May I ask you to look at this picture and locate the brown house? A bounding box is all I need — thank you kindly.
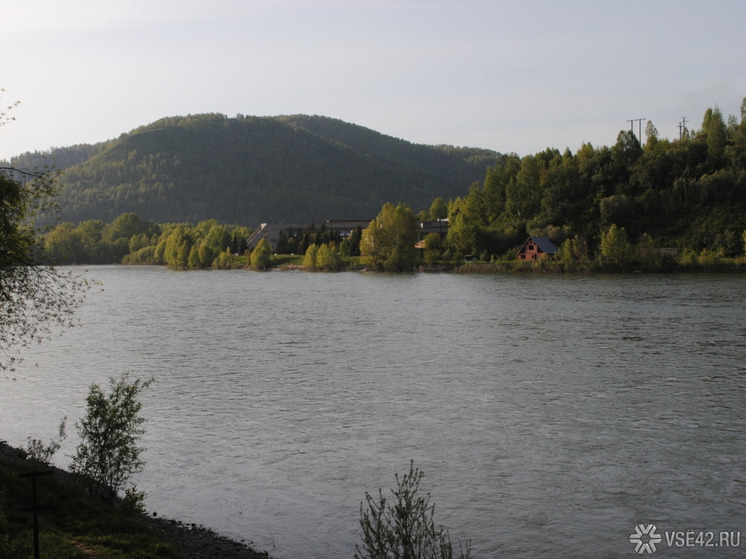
[247,219,372,250]
[517,236,558,260]
[414,218,449,249]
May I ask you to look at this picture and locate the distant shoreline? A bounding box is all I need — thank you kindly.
[66,260,746,274]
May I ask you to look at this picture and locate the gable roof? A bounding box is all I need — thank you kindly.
[518,236,558,255]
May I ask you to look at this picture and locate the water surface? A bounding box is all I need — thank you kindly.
[2,267,745,558]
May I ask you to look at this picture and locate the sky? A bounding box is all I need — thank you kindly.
[1,0,745,161]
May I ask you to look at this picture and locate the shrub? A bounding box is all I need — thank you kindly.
[250,238,272,270]
[70,373,153,501]
[24,417,67,464]
[355,461,471,559]
[317,243,344,271]
[303,244,319,269]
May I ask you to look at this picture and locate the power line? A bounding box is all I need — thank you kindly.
[627,118,646,144]
[678,116,688,140]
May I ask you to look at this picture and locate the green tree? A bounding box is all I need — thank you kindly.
[481,156,516,223]
[599,223,635,269]
[316,242,344,271]
[196,241,215,267]
[557,235,588,261]
[303,244,319,269]
[702,107,727,165]
[70,373,153,500]
[104,212,157,261]
[360,203,417,271]
[1,167,89,372]
[506,154,543,219]
[423,232,442,265]
[43,223,86,263]
[611,130,643,169]
[187,245,201,269]
[212,247,234,269]
[636,232,655,263]
[128,232,150,254]
[355,461,471,559]
[644,120,660,150]
[163,226,193,269]
[347,226,363,256]
[251,238,272,270]
[428,197,448,220]
[445,195,484,257]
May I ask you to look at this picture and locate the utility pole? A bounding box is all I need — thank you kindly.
[627,118,646,144]
[20,470,54,559]
[678,116,688,140]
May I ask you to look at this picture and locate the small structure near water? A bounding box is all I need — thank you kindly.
[517,236,558,260]
[246,220,371,251]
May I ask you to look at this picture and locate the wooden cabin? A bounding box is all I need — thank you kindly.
[517,236,558,260]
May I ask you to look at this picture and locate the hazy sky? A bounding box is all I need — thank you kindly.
[1,0,745,161]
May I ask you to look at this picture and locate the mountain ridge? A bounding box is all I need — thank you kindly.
[7,114,498,226]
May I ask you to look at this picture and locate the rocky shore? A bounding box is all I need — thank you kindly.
[144,515,270,559]
[0,440,270,559]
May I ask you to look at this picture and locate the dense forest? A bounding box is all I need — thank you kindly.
[4,114,497,226]
[31,100,746,271]
[441,102,746,262]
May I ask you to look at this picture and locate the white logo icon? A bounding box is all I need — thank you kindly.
[629,524,662,554]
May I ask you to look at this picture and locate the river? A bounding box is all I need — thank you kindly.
[1,267,745,557]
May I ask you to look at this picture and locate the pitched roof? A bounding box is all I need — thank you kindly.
[519,236,558,254]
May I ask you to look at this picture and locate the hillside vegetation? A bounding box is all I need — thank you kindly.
[443,103,746,262]
[13,102,746,271]
[6,114,497,226]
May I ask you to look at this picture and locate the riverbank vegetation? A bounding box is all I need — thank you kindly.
[438,103,746,268]
[356,461,471,559]
[0,441,268,558]
[36,100,746,273]
[0,372,269,558]
[0,442,172,559]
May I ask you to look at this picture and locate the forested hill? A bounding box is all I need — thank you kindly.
[7,114,498,225]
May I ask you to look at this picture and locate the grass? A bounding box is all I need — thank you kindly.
[0,451,176,559]
[453,256,746,274]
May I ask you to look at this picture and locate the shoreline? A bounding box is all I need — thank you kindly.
[0,440,271,559]
[59,259,746,274]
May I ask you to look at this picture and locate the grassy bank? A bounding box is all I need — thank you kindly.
[261,253,746,273]
[452,257,746,274]
[0,442,267,559]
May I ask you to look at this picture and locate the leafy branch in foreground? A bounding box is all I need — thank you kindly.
[356,461,471,559]
[1,166,91,373]
[0,88,20,128]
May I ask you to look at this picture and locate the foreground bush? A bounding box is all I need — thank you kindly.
[70,373,153,505]
[356,461,471,559]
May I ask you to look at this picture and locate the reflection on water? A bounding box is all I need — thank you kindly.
[2,268,745,558]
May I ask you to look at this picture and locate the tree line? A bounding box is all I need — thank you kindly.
[357,101,746,271]
[40,101,746,272]
[43,213,252,269]
[411,101,746,270]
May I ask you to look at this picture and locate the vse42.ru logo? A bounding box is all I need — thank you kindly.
[630,524,741,554]
[664,529,740,549]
